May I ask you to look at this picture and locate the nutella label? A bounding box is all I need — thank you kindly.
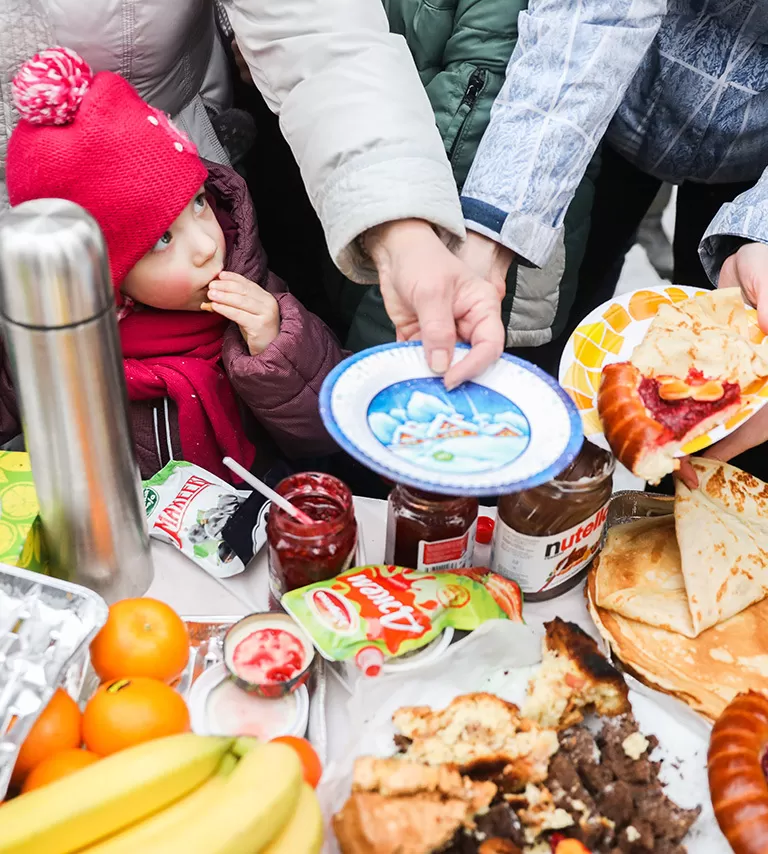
[491,503,609,593]
[417,521,476,572]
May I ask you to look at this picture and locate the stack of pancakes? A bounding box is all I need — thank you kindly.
[587,457,768,720]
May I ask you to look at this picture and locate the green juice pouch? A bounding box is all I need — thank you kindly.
[282,564,523,669]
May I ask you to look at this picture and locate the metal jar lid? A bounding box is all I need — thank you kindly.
[0,199,113,328]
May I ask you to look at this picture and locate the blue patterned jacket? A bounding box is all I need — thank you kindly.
[460,0,768,280]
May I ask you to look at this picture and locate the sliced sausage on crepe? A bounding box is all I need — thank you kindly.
[675,458,768,635]
[631,289,768,388]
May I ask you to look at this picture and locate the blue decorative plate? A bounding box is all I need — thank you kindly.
[319,343,583,496]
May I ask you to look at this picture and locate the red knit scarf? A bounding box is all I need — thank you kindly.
[120,302,256,482]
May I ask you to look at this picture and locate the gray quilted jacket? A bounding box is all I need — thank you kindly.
[0,0,52,215]
[1,0,465,286]
[0,0,232,215]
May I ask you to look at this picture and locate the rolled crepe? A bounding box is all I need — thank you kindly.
[675,458,768,636]
[587,567,768,721]
[594,458,768,637]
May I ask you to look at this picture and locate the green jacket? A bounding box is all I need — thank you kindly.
[340,0,599,352]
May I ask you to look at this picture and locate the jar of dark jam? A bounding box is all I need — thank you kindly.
[267,472,357,607]
[385,485,478,571]
[491,440,614,601]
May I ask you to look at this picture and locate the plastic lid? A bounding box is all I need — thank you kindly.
[354,645,385,678]
[0,199,113,327]
[475,516,495,545]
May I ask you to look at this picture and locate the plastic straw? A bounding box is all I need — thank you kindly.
[222,457,314,525]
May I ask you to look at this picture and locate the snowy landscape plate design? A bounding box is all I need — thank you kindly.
[320,343,583,496]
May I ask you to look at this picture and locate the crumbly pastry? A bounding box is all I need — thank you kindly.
[597,289,768,483]
[333,756,497,854]
[352,756,496,809]
[522,618,630,729]
[334,645,698,852]
[393,692,559,785]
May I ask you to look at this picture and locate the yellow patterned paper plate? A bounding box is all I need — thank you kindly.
[558,285,768,456]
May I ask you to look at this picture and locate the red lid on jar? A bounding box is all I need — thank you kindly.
[476,516,495,545]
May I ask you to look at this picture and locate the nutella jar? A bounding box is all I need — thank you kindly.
[491,440,614,600]
[385,485,478,571]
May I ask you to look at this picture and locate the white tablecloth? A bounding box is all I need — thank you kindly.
[145,496,596,760]
[146,496,593,624]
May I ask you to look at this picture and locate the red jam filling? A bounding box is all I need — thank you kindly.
[290,494,345,523]
[268,474,358,602]
[232,628,305,684]
[638,375,740,441]
[762,747,768,782]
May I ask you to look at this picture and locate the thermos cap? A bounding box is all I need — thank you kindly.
[0,199,113,328]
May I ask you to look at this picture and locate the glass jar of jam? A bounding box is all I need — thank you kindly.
[385,485,478,571]
[267,472,357,607]
[491,440,614,601]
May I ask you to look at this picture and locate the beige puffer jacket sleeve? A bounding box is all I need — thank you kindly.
[225,0,466,283]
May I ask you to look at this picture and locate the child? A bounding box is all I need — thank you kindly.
[3,47,347,483]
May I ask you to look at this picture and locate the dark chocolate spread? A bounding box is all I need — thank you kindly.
[492,440,614,601]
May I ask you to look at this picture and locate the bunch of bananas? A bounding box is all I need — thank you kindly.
[0,733,323,854]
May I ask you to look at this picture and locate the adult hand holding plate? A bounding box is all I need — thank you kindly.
[320,342,582,497]
[364,220,505,390]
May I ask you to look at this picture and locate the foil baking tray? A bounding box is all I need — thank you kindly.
[606,489,674,527]
[0,564,109,798]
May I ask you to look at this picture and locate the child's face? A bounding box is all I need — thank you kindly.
[121,187,226,311]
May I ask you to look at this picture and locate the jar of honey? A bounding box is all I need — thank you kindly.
[385,485,478,571]
[267,472,357,607]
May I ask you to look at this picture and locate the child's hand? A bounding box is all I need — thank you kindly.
[206,271,280,356]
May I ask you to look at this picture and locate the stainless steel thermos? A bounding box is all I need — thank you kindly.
[0,199,153,601]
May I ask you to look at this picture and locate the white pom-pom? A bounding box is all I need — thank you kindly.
[12,47,93,126]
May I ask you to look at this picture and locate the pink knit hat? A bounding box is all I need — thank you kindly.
[6,47,208,292]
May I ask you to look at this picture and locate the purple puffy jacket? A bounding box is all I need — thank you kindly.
[0,162,347,478]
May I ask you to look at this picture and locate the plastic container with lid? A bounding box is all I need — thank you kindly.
[384,485,478,571]
[267,472,357,607]
[223,612,315,698]
[491,439,614,600]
